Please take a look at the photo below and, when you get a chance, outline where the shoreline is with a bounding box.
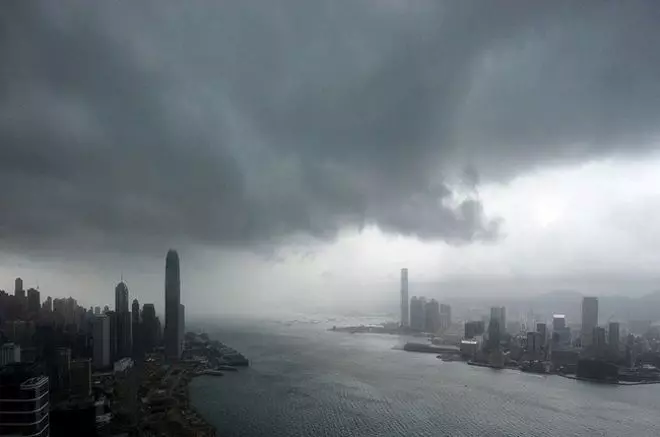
[138,332,249,436]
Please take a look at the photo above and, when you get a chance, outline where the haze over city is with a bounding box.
[3,1,660,317]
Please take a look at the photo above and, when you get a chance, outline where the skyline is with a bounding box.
[2,2,660,316]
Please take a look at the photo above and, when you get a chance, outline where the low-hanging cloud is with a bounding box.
[1,1,659,253]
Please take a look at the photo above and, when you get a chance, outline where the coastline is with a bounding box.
[137,332,249,436]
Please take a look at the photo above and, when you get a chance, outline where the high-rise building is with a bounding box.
[14,277,24,299]
[536,323,547,344]
[69,359,92,398]
[608,322,620,350]
[142,304,157,352]
[581,297,598,347]
[424,299,440,333]
[103,305,109,314]
[409,296,426,332]
[115,281,129,313]
[43,296,53,312]
[0,343,21,366]
[27,288,40,314]
[0,365,50,437]
[400,268,409,327]
[93,306,100,315]
[464,321,485,339]
[93,315,111,370]
[54,347,71,393]
[490,307,506,336]
[526,331,543,354]
[165,249,182,360]
[552,314,566,331]
[114,282,132,359]
[132,299,141,358]
[179,304,185,352]
[439,304,451,330]
[593,326,606,351]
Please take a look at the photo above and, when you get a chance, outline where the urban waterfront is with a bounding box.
[190,318,660,437]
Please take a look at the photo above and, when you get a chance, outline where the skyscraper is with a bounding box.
[132,299,141,358]
[490,307,506,336]
[424,299,440,333]
[43,296,53,312]
[440,304,452,330]
[608,322,620,351]
[114,282,131,358]
[552,314,566,331]
[400,268,409,327]
[165,249,181,360]
[115,281,129,313]
[142,304,157,352]
[93,315,111,369]
[14,277,24,298]
[179,304,185,352]
[581,297,598,347]
[27,288,40,314]
[409,296,426,332]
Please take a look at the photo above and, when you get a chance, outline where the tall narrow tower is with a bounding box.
[400,268,409,327]
[165,249,181,360]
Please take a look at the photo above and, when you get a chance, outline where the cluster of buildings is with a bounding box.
[397,268,660,379]
[0,249,186,437]
[399,269,451,334]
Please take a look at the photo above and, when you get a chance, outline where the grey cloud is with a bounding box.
[1,1,658,252]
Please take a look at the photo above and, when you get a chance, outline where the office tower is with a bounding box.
[165,249,182,360]
[593,326,606,350]
[93,315,111,369]
[488,317,501,349]
[424,299,440,333]
[439,304,452,330]
[27,288,40,314]
[142,304,157,352]
[155,317,162,345]
[64,297,77,325]
[132,299,140,324]
[490,307,507,336]
[114,282,132,358]
[115,281,129,313]
[526,331,543,354]
[94,306,100,315]
[581,297,599,347]
[552,314,566,331]
[105,311,118,362]
[608,322,620,350]
[464,321,485,339]
[400,268,409,327]
[14,277,24,298]
[0,365,50,437]
[52,298,65,315]
[179,304,185,352]
[409,296,426,331]
[103,305,109,313]
[0,343,21,366]
[54,347,71,393]
[132,299,141,358]
[69,359,92,398]
[536,323,547,343]
[43,296,53,312]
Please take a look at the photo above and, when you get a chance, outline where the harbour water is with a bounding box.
[189,318,660,437]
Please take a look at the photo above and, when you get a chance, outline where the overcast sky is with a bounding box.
[2,1,660,315]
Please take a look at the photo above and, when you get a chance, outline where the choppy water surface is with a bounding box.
[189,318,660,437]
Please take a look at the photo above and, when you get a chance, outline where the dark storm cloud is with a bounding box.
[1,1,659,251]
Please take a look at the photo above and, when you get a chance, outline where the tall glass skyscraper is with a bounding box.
[114,281,131,358]
[165,249,181,360]
[400,268,409,327]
